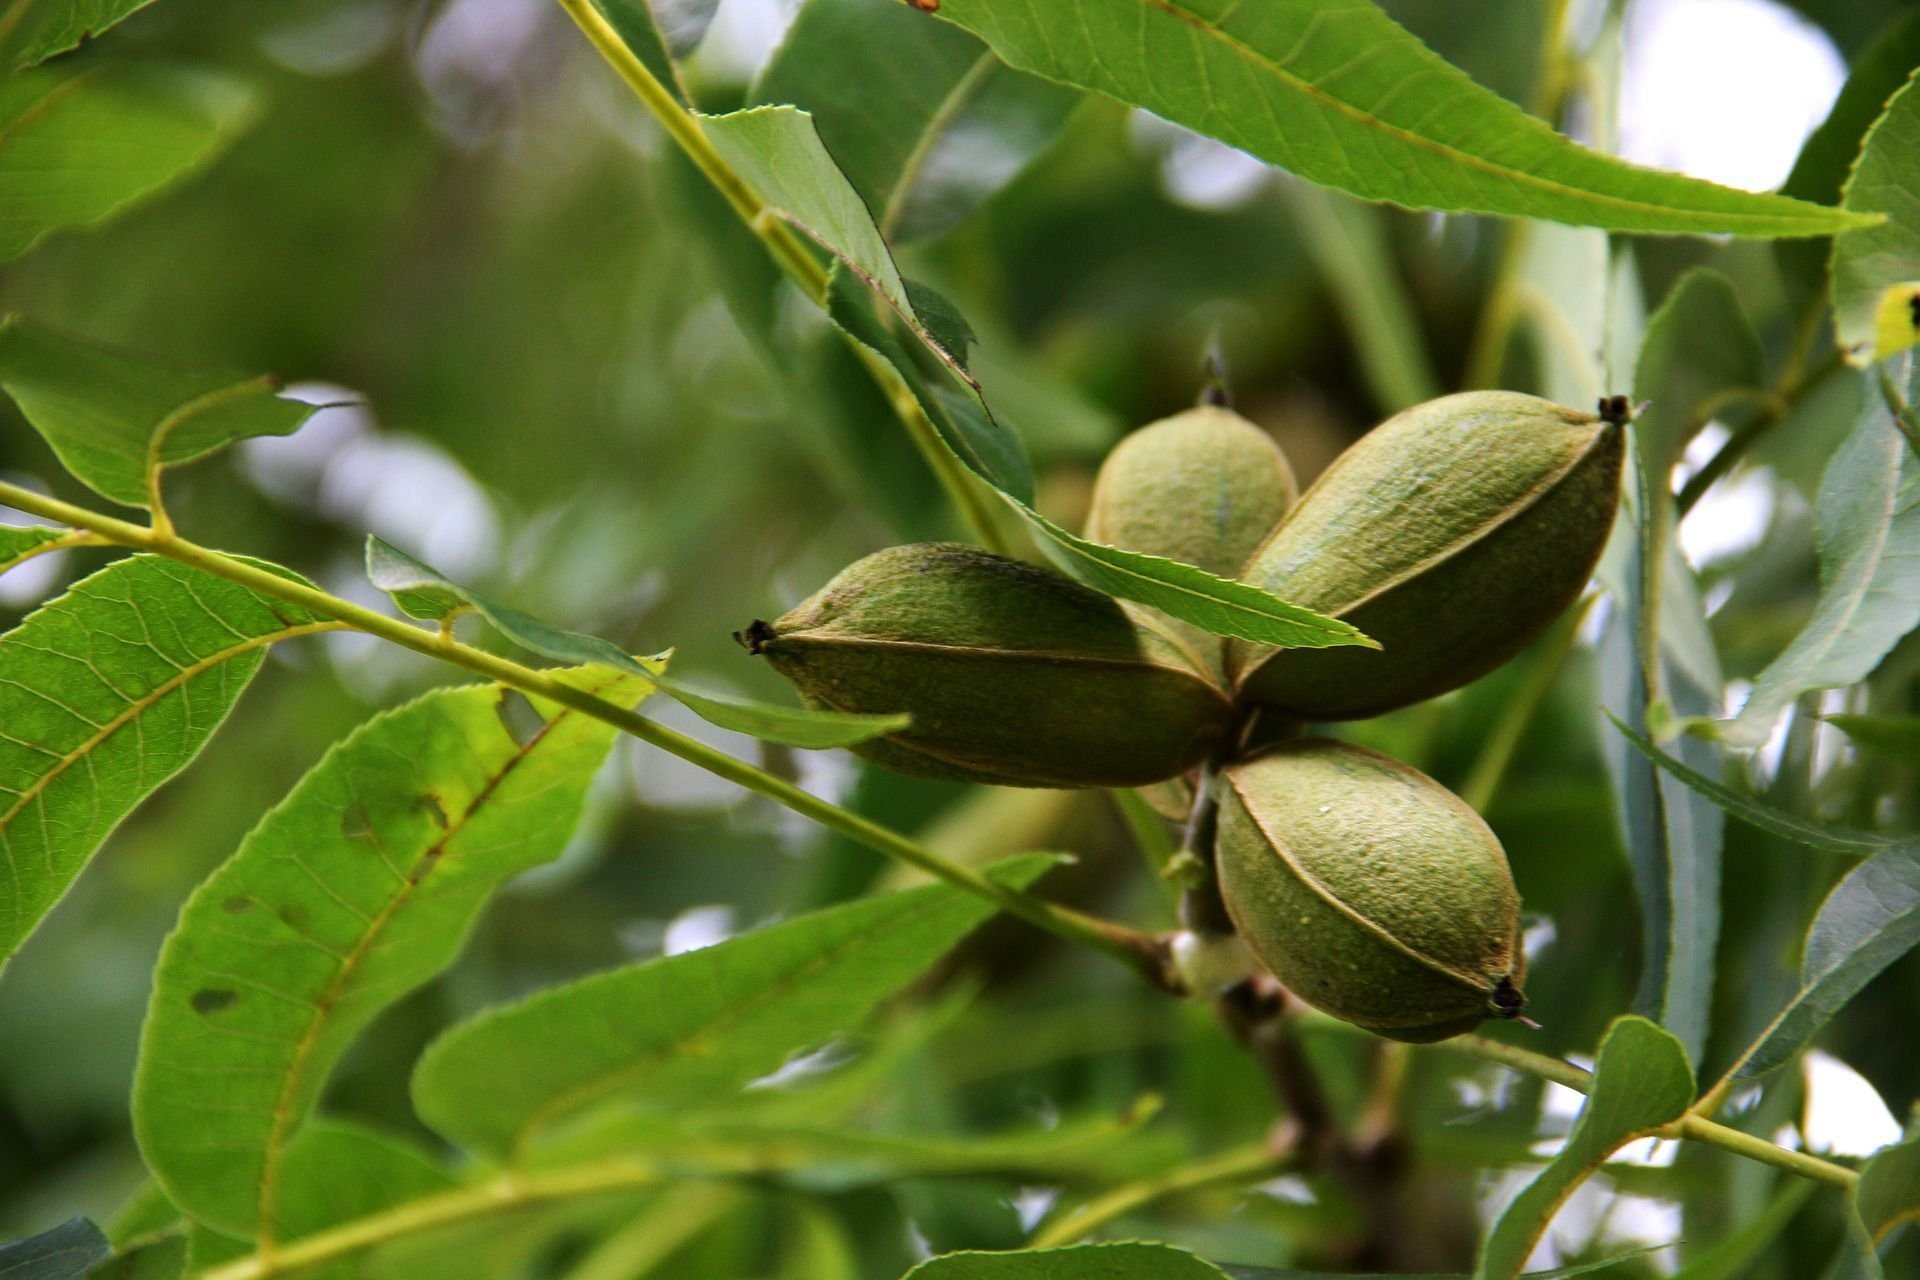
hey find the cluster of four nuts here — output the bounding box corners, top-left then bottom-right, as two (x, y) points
(745, 391), (1625, 1042)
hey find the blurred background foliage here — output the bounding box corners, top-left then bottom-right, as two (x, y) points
(3, 0), (1919, 1274)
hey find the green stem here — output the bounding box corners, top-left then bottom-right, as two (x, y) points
(549, 0), (1012, 556)
(1111, 787), (1182, 905)
(1449, 1034), (1859, 1189)
(199, 1161), (664, 1280)
(0, 479), (1168, 989)
(1028, 1140), (1292, 1248)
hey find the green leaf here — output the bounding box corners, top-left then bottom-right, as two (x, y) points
(587, 0), (693, 107)
(1225, 1246), (1674, 1279)
(924, 0), (1870, 237)
(0, 526), (71, 577)
(411, 853), (1061, 1161)
(1725, 391), (1920, 747)
(271, 1120), (456, 1251)
(9, 1), (159, 66)
(751, 0), (1077, 243)
(1834, 69), (1920, 362)
(1631, 269), (1764, 481)
(1776, 9), (1920, 303)
(901, 1242), (1229, 1280)
(0, 319), (319, 509)
(0, 62), (257, 264)
(1668, 1179), (1815, 1280)
(1825, 714), (1920, 768)
(1736, 840), (1920, 1079)
(0, 555), (329, 971)
(824, 276), (1374, 650)
(1855, 1135), (1920, 1246)
(363, 536), (908, 749)
(132, 668), (647, 1239)
(1598, 438), (1723, 1063)
(0, 1218), (109, 1280)
(1475, 1016), (1696, 1280)
(1607, 714), (1896, 858)
(86, 1237), (185, 1280)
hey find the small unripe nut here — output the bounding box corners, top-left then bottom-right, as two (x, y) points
(745, 543), (1233, 788)
(1228, 391), (1623, 720)
(1085, 405), (1299, 579)
(1215, 739), (1526, 1042)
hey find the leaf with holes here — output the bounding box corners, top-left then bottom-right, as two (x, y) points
(1475, 1016), (1695, 1280)
(0, 319), (320, 509)
(364, 536), (908, 749)
(751, 0), (1077, 243)
(0, 555), (331, 972)
(131, 667), (649, 1240)
(0, 62), (257, 263)
(922, 0), (1869, 237)
(411, 854), (1060, 1161)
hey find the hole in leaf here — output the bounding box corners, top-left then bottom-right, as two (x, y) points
(191, 989), (238, 1015)
(495, 689), (546, 748)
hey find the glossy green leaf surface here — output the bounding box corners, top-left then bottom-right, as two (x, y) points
(925, 0), (1870, 236)
(0, 63), (256, 264)
(0, 555), (328, 971)
(411, 854), (1060, 1160)
(1475, 1017), (1695, 1280)
(1833, 69), (1920, 361)
(133, 668), (646, 1239)
(751, 0), (1077, 243)
(1726, 391), (1920, 747)
(364, 536), (909, 749)
(1855, 1135), (1920, 1245)
(0, 1217), (108, 1279)
(0, 319), (317, 509)
(1737, 840), (1920, 1078)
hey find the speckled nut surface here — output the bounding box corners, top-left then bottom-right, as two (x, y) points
(1216, 738), (1526, 1043)
(1227, 390), (1623, 720)
(746, 543), (1234, 788)
(1085, 405), (1299, 580)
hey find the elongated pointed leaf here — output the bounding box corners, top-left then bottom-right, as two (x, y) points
(586, 0), (693, 107)
(132, 668), (647, 1239)
(1727, 392), (1920, 747)
(924, 0), (1869, 237)
(751, 0), (1076, 243)
(411, 853), (1060, 1160)
(1598, 439), (1723, 1063)
(1608, 715), (1895, 858)
(903, 1243), (1230, 1279)
(0, 1218), (108, 1280)
(1736, 841), (1920, 1079)
(0, 555), (330, 971)
(0, 63), (256, 264)
(364, 536), (907, 749)
(0, 526), (69, 576)
(1475, 1016), (1695, 1280)
(1834, 70), (1920, 362)
(0, 320), (318, 509)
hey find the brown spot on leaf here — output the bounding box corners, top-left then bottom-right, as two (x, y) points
(191, 989), (238, 1015)
(418, 792), (449, 829)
